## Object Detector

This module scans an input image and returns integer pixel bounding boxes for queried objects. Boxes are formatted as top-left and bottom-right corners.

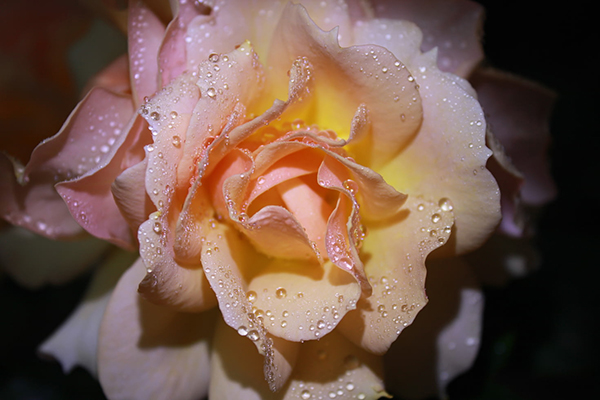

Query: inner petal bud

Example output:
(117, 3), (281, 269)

(276, 175), (334, 256)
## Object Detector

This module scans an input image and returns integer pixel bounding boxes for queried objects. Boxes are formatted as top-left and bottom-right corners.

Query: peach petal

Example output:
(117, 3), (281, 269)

(380, 50), (500, 255)
(0, 226), (109, 289)
(178, 41), (264, 191)
(318, 156), (371, 295)
(157, 0), (204, 86)
(209, 317), (299, 399)
(0, 153), (83, 238)
(128, 0), (165, 107)
(200, 220), (296, 391)
(38, 250), (135, 376)
(247, 257), (361, 343)
(368, 0), (484, 76)
(138, 211), (217, 312)
(111, 157), (155, 234)
(384, 258), (483, 399)
(276, 176), (332, 253)
(338, 195), (454, 354)
(267, 3), (423, 168)
(98, 258), (214, 400)
(55, 111), (145, 250)
(1, 87), (135, 239)
(239, 205), (320, 261)
(249, 147), (324, 205)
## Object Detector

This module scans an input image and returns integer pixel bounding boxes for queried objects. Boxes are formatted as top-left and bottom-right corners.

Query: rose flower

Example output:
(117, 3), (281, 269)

(0, 0), (555, 399)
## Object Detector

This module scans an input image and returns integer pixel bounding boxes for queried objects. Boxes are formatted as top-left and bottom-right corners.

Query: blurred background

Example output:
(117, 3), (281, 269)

(0, 0), (597, 399)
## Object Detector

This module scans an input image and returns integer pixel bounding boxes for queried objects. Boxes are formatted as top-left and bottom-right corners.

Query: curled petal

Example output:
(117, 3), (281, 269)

(268, 3), (423, 168)
(338, 196), (454, 354)
(98, 258), (214, 400)
(112, 157), (155, 234)
(138, 210), (217, 312)
(38, 249), (135, 376)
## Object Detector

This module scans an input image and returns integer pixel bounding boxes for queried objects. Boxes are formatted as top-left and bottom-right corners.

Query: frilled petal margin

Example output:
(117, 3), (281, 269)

(0, 226), (109, 289)
(38, 249), (136, 375)
(210, 317), (389, 400)
(384, 257), (483, 399)
(98, 258), (214, 400)
(378, 47), (500, 255)
(266, 3), (423, 169)
(338, 195), (454, 354)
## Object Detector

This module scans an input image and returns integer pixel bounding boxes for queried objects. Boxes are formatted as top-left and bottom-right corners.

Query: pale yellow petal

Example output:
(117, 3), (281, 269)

(338, 195), (454, 354)
(379, 50), (500, 254)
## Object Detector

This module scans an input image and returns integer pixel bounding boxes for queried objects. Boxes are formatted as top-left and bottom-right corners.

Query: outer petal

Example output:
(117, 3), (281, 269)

(384, 258), (483, 399)
(98, 258), (214, 400)
(38, 249), (135, 376)
(471, 68), (557, 207)
(128, 0), (165, 107)
(338, 195), (454, 354)
(56, 110), (144, 250)
(267, 3), (423, 168)
(1, 86), (137, 241)
(379, 49), (500, 254)
(368, 0), (484, 76)
(210, 318), (389, 400)
(0, 226), (109, 289)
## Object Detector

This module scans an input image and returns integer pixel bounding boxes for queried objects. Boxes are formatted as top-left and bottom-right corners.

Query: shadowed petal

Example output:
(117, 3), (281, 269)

(98, 258), (214, 400)
(38, 249), (136, 375)
(384, 258), (483, 399)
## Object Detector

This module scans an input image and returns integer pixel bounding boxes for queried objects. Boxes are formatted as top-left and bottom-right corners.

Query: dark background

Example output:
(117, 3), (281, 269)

(0, 1), (597, 399)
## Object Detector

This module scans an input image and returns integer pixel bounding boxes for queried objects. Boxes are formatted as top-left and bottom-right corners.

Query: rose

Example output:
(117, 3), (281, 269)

(0, 0), (555, 399)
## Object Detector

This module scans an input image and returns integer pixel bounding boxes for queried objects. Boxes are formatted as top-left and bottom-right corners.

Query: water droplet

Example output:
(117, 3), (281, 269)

(208, 53), (220, 62)
(172, 135), (181, 147)
(246, 290), (257, 303)
(170, 111), (178, 119)
(247, 330), (259, 341)
(275, 288), (287, 299)
(346, 382), (355, 391)
(317, 320), (326, 329)
(431, 213), (441, 223)
(281, 320), (287, 328)
(439, 198), (453, 211)
(301, 390), (311, 399)
(150, 111), (160, 121)
(417, 203), (425, 211)
(153, 222), (162, 234)
(206, 87), (217, 99)
(237, 326), (249, 336)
